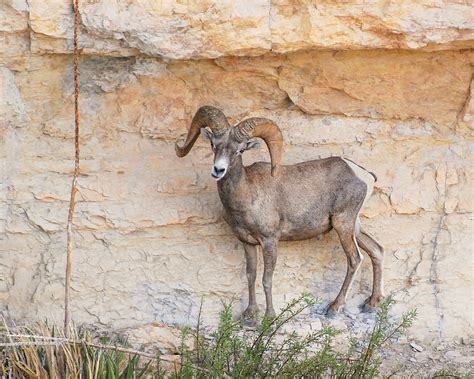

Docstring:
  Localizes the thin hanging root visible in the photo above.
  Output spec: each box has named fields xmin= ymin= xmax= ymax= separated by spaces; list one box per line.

xmin=64 ymin=0 xmax=80 ymax=336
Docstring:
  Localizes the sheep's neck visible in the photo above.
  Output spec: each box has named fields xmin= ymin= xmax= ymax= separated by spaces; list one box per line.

xmin=217 ymin=156 xmax=247 ymax=206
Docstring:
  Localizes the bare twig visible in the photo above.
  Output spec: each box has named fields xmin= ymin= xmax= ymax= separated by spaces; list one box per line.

xmin=64 ymin=0 xmax=80 ymax=335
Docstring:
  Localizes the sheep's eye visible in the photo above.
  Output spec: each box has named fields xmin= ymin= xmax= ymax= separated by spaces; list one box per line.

xmin=238 ymin=149 xmax=245 ymax=154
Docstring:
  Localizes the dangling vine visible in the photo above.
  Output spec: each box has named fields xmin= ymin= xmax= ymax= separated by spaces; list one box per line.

xmin=64 ymin=0 xmax=80 ymax=335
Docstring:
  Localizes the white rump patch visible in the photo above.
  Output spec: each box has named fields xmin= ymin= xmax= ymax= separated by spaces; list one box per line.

xmin=342 ymin=158 xmax=375 ymax=206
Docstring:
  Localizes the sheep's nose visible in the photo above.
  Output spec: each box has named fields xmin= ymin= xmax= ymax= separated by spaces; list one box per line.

xmin=211 ymin=166 xmax=226 ymax=179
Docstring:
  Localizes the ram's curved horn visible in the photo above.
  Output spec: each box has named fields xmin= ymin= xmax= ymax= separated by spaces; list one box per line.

xmin=175 ymin=106 xmax=230 ymax=157
xmin=233 ymin=118 xmax=283 ymax=177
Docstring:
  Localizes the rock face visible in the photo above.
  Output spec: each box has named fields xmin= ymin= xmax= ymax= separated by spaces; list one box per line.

xmin=16 ymin=0 xmax=474 ymax=58
xmin=0 ymin=0 xmax=473 ymax=343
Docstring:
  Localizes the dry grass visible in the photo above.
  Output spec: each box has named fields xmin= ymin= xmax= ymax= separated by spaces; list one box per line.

xmin=0 ymin=319 xmax=163 ymax=378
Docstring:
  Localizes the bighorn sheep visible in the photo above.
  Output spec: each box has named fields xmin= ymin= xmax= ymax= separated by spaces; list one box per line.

xmin=175 ymin=106 xmax=384 ymax=319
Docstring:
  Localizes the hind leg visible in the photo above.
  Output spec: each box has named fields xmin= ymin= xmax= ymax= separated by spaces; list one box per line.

xmin=356 ymin=227 xmax=385 ymax=308
xmin=328 ymin=214 xmax=364 ymax=313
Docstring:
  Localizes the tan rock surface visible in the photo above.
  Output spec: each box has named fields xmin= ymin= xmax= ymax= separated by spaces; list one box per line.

xmin=0 ymin=1 xmax=473 ymax=345
xmin=3 ymin=0 xmax=473 ymax=58
xmin=279 ymin=50 xmax=474 ymax=125
xmin=270 ymin=0 xmax=474 ymax=53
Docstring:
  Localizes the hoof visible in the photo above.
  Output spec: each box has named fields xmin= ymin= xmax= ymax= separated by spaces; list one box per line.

xmin=363 ymin=296 xmax=384 ymax=309
xmin=325 ymin=308 xmax=338 ymax=319
xmin=241 ymin=317 xmax=258 ymax=327
xmin=263 ymin=310 xmax=276 ymax=321
xmin=361 ymin=302 xmax=377 ymax=314
xmin=241 ymin=306 xmax=259 ymax=321
xmin=325 ymin=303 xmax=342 ymax=318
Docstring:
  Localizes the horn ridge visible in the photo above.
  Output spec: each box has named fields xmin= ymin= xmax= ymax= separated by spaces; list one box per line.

xmin=195 ymin=106 xmax=230 ymax=135
xmin=233 ymin=117 xmax=283 ymax=177
xmin=175 ymin=106 xmax=229 ymax=157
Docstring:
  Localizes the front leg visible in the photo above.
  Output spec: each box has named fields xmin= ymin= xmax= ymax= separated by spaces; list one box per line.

xmin=242 ymin=242 xmax=259 ymax=319
xmin=261 ymin=239 xmax=278 ymax=319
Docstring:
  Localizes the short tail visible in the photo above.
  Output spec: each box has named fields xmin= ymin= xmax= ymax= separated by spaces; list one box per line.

xmin=343 ymin=157 xmax=377 ymax=182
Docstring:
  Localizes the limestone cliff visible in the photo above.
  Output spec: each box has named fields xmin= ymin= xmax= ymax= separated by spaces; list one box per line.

xmin=0 ymin=0 xmax=473 ymax=342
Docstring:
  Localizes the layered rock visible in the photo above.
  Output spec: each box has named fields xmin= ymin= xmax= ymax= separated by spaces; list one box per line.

xmin=0 ymin=1 xmax=473 ymax=343
xmin=2 ymin=1 xmax=474 ymax=59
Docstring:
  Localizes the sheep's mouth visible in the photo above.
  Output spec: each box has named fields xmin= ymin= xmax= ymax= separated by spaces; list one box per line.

xmin=211 ymin=172 xmax=226 ymax=180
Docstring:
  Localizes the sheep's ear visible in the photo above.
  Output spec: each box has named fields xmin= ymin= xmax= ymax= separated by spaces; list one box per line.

xmin=245 ymin=139 xmax=261 ymax=150
xmin=201 ymin=128 xmax=213 ymax=141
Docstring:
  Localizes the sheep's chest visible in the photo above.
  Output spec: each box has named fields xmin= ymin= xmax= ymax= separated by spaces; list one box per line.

xmin=218 ymin=179 xmax=277 ymax=243
xmin=221 ymin=198 xmax=279 ymax=244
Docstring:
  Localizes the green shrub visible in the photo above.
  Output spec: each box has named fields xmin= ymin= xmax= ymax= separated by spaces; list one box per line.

xmin=172 ymin=293 xmax=416 ymax=378
xmin=0 ymin=294 xmax=416 ymax=378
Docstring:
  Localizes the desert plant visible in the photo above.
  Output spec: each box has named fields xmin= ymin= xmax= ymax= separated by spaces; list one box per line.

xmin=172 ymin=293 xmax=416 ymax=378
xmin=1 ymin=294 xmax=416 ymax=379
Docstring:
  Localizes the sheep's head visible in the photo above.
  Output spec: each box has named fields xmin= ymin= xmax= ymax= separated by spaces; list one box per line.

xmin=201 ymin=127 xmax=261 ymax=180
xmin=175 ymin=106 xmax=283 ymax=180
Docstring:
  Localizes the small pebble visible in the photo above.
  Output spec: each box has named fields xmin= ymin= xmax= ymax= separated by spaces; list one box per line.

xmin=436 ymin=343 xmax=447 ymax=351
xmin=410 ymin=342 xmax=424 ymax=352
